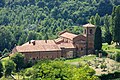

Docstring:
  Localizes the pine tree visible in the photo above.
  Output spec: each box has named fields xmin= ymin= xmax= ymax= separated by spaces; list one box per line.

xmin=94 ymin=27 xmax=102 ymax=51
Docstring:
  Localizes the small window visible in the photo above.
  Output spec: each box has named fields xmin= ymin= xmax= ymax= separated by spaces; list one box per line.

xmin=90 ymin=29 xmax=93 ymax=34
xmin=33 ymin=58 xmax=35 ymax=60
xmin=84 ymin=29 xmax=86 ymax=34
xmin=81 ymin=48 xmax=83 ymax=50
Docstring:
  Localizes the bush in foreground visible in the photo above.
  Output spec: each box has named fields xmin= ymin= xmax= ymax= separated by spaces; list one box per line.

xmin=24 ymin=61 xmax=100 ymax=80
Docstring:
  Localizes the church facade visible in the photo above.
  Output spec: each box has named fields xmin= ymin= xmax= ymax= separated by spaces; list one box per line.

xmin=12 ymin=23 xmax=96 ymax=60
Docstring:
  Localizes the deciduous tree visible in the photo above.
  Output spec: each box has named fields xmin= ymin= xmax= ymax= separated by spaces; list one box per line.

xmin=10 ymin=53 xmax=25 ymax=71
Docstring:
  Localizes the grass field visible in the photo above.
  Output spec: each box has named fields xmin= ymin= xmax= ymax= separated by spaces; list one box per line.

xmin=65 ymin=55 xmax=96 ymax=63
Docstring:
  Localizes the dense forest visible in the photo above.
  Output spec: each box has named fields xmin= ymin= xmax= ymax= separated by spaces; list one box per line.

xmin=0 ymin=0 xmax=120 ymax=52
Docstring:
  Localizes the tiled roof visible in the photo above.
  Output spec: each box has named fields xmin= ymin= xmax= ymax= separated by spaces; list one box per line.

xmin=83 ymin=23 xmax=95 ymax=28
xmin=54 ymin=38 xmax=64 ymax=43
xmin=22 ymin=40 xmax=56 ymax=46
xmin=16 ymin=40 xmax=61 ymax=52
xmin=58 ymin=43 xmax=75 ymax=49
xmin=16 ymin=45 xmax=45 ymax=52
xmin=59 ymin=31 xmax=78 ymax=40
xmin=78 ymin=35 xmax=86 ymax=41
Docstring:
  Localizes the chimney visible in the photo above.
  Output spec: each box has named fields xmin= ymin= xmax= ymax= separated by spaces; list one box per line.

xmin=32 ymin=41 xmax=35 ymax=45
xmin=29 ymin=41 xmax=31 ymax=44
xmin=45 ymin=40 xmax=47 ymax=43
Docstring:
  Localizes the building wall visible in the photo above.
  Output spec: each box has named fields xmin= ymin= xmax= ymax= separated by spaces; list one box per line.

xmin=61 ymin=48 xmax=76 ymax=58
xmin=22 ymin=51 xmax=61 ymax=60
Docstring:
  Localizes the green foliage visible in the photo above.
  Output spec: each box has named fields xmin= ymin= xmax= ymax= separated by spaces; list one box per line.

xmin=100 ymin=63 xmax=107 ymax=71
xmin=105 ymin=32 xmax=112 ymax=45
xmin=94 ymin=13 xmax=101 ymax=26
xmin=24 ymin=61 xmax=99 ymax=80
xmin=0 ymin=27 xmax=15 ymax=51
xmin=99 ymin=71 xmax=120 ymax=80
xmin=104 ymin=14 xmax=112 ymax=45
xmin=0 ymin=0 xmax=119 ymax=51
xmin=112 ymin=5 xmax=120 ymax=45
xmin=0 ymin=61 xmax=3 ymax=78
xmin=10 ymin=53 xmax=25 ymax=71
xmin=2 ymin=60 xmax=16 ymax=77
xmin=94 ymin=27 xmax=102 ymax=51
xmin=25 ymin=59 xmax=34 ymax=68
xmin=2 ymin=48 xmax=9 ymax=56
xmin=114 ymin=52 xmax=120 ymax=62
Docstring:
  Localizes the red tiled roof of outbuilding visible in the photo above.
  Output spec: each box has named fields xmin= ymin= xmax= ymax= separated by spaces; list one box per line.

xmin=58 ymin=43 xmax=75 ymax=49
xmin=59 ymin=31 xmax=78 ymax=40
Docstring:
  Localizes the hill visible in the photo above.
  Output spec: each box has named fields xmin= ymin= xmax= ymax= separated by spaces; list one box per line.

xmin=0 ymin=0 xmax=120 ymax=52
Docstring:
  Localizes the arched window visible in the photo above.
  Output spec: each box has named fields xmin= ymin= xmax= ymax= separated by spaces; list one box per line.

xmin=90 ymin=29 xmax=93 ymax=34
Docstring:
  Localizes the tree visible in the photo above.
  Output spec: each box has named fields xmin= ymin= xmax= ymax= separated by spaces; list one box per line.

xmin=0 ymin=27 xmax=15 ymax=52
xmin=89 ymin=16 xmax=95 ymax=24
xmin=3 ymin=60 xmax=16 ymax=77
xmin=105 ymin=32 xmax=112 ymax=45
xmin=44 ymin=33 xmax=49 ymax=40
xmin=94 ymin=13 xmax=101 ymax=27
xmin=0 ymin=0 xmax=5 ymax=7
xmin=112 ymin=6 xmax=120 ymax=46
xmin=10 ymin=53 xmax=25 ymax=71
xmin=100 ymin=63 xmax=107 ymax=71
xmin=94 ymin=27 xmax=102 ymax=51
xmin=115 ymin=52 xmax=120 ymax=62
xmin=0 ymin=61 xmax=3 ymax=78
xmin=104 ymin=14 xmax=112 ymax=45
xmin=2 ymin=48 xmax=9 ymax=56
xmin=26 ymin=31 xmax=37 ymax=42
xmin=25 ymin=61 xmax=99 ymax=80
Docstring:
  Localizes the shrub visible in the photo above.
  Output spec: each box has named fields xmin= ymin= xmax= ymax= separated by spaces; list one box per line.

xmin=101 ymin=50 xmax=108 ymax=57
xmin=100 ymin=63 xmax=107 ymax=71
xmin=114 ymin=52 xmax=120 ymax=62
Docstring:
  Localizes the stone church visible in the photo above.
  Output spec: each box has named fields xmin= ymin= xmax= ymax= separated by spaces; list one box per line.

xmin=12 ymin=23 xmax=96 ymax=60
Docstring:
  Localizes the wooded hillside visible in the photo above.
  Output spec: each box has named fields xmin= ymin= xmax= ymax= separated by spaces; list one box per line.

xmin=0 ymin=0 xmax=120 ymax=52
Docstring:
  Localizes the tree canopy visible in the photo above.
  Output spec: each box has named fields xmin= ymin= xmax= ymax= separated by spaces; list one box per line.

xmin=0 ymin=0 xmax=119 ymax=52
xmin=24 ymin=61 xmax=99 ymax=80
xmin=10 ymin=53 xmax=25 ymax=71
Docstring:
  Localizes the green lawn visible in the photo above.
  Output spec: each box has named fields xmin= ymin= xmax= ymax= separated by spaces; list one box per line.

xmin=65 ymin=55 xmax=96 ymax=63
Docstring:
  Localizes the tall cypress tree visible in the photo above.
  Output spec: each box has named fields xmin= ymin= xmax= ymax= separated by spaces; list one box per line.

xmin=104 ymin=14 xmax=112 ymax=45
xmin=94 ymin=27 xmax=102 ymax=51
xmin=112 ymin=6 xmax=120 ymax=45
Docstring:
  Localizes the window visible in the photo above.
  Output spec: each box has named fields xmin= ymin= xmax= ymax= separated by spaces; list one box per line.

xmin=37 ymin=57 xmax=38 ymax=59
xmin=33 ymin=58 xmax=35 ymax=60
xmin=84 ymin=29 xmax=86 ymax=34
xmin=90 ymin=29 xmax=93 ymax=34
xmin=81 ymin=48 xmax=83 ymax=51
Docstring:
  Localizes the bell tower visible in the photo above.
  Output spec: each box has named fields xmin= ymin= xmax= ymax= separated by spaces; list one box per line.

xmin=83 ymin=23 xmax=96 ymax=54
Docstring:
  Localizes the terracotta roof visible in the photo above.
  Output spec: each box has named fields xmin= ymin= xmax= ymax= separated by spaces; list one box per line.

xmin=54 ymin=38 xmax=64 ymax=43
xmin=60 ymin=31 xmax=78 ymax=40
xmin=22 ymin=40 xmax=56 ymax=46
xmin=78 ymin=35 xmax=86 ymax=41
xmin=16 ymin=40 xmax=61 ymax=52
xmin=58 ymin=43 xmax=75 ymax=49
xmin=83 ymin=23 xmax=95 ymax=28
xmin=16 ymin=45 xmax=61 ymax=52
